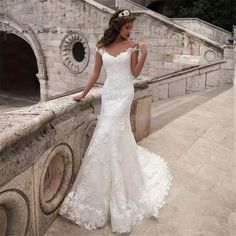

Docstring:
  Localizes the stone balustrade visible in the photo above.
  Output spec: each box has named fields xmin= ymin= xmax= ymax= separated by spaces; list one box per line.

xmin=172 ymin=18 xmax=231 ymax=45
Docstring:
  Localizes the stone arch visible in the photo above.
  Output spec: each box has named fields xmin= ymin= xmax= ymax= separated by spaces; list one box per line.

xmin=0 ymin=14 xmax=48 ymax=100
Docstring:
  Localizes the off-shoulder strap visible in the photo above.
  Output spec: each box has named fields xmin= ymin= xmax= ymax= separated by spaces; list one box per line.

xmin=96 ymin=47 xmax=104 ymax=55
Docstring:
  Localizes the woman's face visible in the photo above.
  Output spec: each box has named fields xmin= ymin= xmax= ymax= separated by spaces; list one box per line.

xmin=119 ymin=21 xmax=134 ymax=39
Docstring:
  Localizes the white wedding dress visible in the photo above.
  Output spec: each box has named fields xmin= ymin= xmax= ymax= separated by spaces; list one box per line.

xmin=59 ymin=45 xmax=173 ymax=233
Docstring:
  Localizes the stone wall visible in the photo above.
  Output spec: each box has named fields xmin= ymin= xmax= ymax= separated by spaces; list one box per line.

xmin=172 ymin=18 xmax=231 ymax=45
xmin=0 ymin=0 xmax=227 ymax=102
xmin=0 ymin=79 xmax=152 ymax=236
xmin=0 ymin=0 xmax=114 ymax=100
xmin=116 ymin=0 xmax=224 ymax=77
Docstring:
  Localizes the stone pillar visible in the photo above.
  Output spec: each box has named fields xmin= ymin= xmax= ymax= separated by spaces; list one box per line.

xmin=37 ymin=73 xmax=48 ymax=101
xmin=222 ymin=45 xmax=235 ymax=84
xmin=233 ymin=26 xmax=236 ymax=85
xmin=131 ymin=82 xmax=153 ymax=142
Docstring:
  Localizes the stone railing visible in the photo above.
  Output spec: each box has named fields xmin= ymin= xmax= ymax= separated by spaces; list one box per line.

xmin=0 ymin=80 xmax=152 ymax=236
xmin=138 ymin=60 xmax=232 ymax=102
xmin=172 ymin=18 xmax=231 ymax=45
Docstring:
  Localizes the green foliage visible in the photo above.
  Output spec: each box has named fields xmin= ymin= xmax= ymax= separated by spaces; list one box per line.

xmin=165 ymin=0 xmax=235 ymax=31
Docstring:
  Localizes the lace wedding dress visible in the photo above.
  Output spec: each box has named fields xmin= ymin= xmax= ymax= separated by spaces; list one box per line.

xmin=59 ymin=45 xmax=173 ymax=233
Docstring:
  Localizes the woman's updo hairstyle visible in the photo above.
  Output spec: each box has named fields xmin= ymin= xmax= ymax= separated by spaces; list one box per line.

xmin=97 ymin=9 xmax=136 ymax=48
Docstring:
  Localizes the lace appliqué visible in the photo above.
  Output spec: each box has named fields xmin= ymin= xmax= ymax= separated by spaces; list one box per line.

xmin=96 ymin=46 xmax=139 ymax=57
xmin=96 ymin=47 xmax=104 ymax=55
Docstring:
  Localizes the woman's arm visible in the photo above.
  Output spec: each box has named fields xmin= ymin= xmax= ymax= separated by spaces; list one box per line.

xmin=73 ymin=49 xmax=103 ymax=101
xmin=131 ymin=41 xmax=147 ymax=78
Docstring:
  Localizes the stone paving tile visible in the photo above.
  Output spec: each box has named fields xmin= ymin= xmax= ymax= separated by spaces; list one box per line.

xmin=45 ymin=86 xmax=235 ymax=236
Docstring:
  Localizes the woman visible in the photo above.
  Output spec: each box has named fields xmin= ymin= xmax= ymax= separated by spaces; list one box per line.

xmin=59 ymin=9 xmax=173 ymax=234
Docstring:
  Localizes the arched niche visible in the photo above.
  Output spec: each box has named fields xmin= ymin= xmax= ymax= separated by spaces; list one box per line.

xmin=0 ymin=14 xmax=48 ymax=101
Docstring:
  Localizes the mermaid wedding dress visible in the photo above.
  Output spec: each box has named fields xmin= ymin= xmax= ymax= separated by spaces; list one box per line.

xmin=59 ymin=45 xmax=173 ymax=233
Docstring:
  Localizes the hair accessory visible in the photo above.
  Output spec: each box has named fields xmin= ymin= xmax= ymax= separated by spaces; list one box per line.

xmin=118 ymin=10 xmax=130 ymax=17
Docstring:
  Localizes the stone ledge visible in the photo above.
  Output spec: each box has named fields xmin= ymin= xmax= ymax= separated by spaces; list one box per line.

xmin=0 ymin=77 xmax=152 ymax=154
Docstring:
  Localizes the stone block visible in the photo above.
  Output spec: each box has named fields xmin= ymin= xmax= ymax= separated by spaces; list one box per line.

xmin=0 ymin=167 xmax=35 ymax=236
xmin=173 ymin=55 xmax=201 ymax=66
xmin=169 ymin=79 xmax=186 ymax=97
xmin=159 ymin=83 xmax=169 ymax=99
xmin=220 ymin=69 xmax=234 ymax=84
xmin=186 ymin=74 xmax=206 ymax=92
xmin=134 ymin=95 xmax=152 ymax=142
xmin=149 ymin=83 xmax=159 ymax=102
xmin=206 ymin=70 xmax=220 ymax=86
xmin=221 ymin=59 xmax=235 ymax=70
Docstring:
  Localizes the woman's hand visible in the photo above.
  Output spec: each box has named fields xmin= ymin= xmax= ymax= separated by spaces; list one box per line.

xmin=73 ymin=93 xmax=85 ymax=101
xmin=137 ymin=41 xmax=147 ymax=55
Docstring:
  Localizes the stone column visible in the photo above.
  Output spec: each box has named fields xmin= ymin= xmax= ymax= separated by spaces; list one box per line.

xmin=233 ymin=26 xmax=236 ymax=85
xmin=37 ymin=73 xmax=48 ymax=101
xmin=222 ymin=45 xmax=235 ymax=84
xmin=131 ymin=81 xmax=153 ymax=142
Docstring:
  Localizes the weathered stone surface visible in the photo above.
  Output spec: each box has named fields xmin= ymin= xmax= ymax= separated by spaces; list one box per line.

xmin=134 ymin=95 xmax=152 ymax=141
xmin=186 ymin=74 xmax=206 ymax=92
xmin=173 ymin=18 xmax=231 ymax=44
xmin=169 ymin=79 xmax=186 ymax=97
xmin=159 ymin=84 xmax=169 ymax=99
xmin=206 ymin=70 xmax=220 ymax=86
xmin=0 ymin=167 xmax=35 ymax=236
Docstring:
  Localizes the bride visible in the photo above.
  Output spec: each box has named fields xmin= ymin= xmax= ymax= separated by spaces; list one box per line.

xmin=59 ymin=9 xmax=173 ymax=234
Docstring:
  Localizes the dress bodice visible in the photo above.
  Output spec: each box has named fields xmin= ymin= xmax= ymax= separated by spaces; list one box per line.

xmin=96 ymin=46 xmax=139 ymax=80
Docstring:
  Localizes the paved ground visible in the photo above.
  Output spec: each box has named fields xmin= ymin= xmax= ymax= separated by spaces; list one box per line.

xmin=45 ymin=85 xmax=235 ymax=236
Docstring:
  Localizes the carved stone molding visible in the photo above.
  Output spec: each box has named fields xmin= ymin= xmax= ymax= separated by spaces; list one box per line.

xmin=60 ymin=31 xmax=90 ymax=74
xmin=0 ymin=14 xmax=47 ymax=81
xmin=204 ymin=49 xmax=217 ymax=62
xmin=0 ymin=189 xmax=29 ymax=236
xmin=80 ymin=119 xmax=97 ymax=161
xmin=39 ymin=143 xmax=73 ymax=214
